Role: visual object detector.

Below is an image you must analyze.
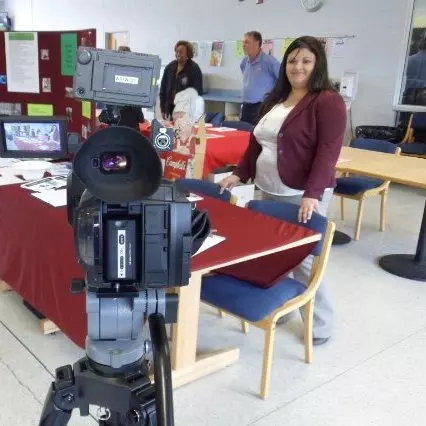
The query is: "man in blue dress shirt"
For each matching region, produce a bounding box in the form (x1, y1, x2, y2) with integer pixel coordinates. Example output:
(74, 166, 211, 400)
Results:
(240, 31, 281, 125)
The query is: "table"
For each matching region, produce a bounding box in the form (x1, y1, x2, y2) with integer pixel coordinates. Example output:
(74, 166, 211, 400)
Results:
(336, 146, 426, 281)
(0, 185, 319, 387)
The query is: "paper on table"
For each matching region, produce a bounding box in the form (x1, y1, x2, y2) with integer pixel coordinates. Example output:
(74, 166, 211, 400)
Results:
(186, 193, 204, 202)
(0, 175, 23, 186)
(193, 234, 226, 256)
(206, 134, 225, 139)
(31, 189, 67, 207)
(211, 127, 238, 132)
(0, 158, 20, 168)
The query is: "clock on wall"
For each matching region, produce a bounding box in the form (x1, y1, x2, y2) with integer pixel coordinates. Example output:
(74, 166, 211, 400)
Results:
(300, 0, 324, 12)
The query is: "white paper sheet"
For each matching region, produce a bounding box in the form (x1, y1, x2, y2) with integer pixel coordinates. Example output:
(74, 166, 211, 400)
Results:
(186, 193, 204, 202)
(0, 175, 23, 186)
(206, 134, 225, 139)
(21, 176, 67, 192)
(210, 127, 238, 132)
(5, 32, 40, 93)
(337, 158, 351, 164)
(193, 234, 226, 256)
(0, 158, 20, 168)
(31, 189, 67, 207)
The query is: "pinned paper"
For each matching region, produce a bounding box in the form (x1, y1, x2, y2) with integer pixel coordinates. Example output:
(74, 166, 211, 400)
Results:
(262, 40, 273, 55)
(82, 101, 91, 119)
(330, 38, 347, 58)
(27, 103, 53, 116)
(61, 33, 77, 76)
(236, 40, 245, 58)
(281, 38, 295, 56)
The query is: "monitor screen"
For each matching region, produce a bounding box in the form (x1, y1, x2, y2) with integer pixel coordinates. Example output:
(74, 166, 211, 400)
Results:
(0, 116, 68, 159)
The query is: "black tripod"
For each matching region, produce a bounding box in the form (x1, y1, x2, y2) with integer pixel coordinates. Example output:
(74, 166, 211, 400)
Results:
(38, 289, 176, 426)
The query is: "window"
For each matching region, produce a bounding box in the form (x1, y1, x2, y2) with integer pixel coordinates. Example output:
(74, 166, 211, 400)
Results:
(396, 0, 426, 109)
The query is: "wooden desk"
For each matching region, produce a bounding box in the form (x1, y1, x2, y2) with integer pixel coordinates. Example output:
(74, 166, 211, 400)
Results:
(337, 147, 426, 281)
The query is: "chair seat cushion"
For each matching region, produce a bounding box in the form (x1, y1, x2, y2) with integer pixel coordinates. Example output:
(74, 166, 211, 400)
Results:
(335, 176, 384, 196)
(400, 142, 426, 155)
(201, 274, 306, 322)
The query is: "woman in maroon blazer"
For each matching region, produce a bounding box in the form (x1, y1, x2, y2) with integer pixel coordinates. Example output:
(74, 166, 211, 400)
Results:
(220, 36, 347, 345)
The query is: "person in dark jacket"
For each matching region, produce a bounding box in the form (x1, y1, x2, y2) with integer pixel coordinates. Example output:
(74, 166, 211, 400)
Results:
(160, 40, 203, 119)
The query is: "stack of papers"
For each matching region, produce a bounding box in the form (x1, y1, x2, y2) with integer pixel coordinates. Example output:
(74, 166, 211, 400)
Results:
(194, 234, 226, 256)
(31, 189, 67, 207)
(0, 158, 20, 168)
(50, 162, 72, 176)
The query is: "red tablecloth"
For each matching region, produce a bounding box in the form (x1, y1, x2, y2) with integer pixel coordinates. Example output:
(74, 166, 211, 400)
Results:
(139, 123, 249, 178)
(0, 186, 316, 348)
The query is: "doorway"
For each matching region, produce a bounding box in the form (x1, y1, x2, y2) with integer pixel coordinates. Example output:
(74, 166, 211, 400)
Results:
(105, 31, 130, 50)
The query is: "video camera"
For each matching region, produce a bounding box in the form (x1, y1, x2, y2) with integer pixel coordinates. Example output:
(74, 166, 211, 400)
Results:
(39, 47, 211, 426)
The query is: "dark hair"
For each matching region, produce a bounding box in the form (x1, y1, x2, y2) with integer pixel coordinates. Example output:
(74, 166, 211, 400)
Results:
(117, 45, 131, 52)
(258, 36, 333, 120)
(244, 31, 262, 46)
(175, 40, 194, 59)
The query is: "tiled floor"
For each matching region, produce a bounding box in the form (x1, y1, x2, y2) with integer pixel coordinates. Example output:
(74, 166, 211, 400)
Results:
(1, 184, 426, 425)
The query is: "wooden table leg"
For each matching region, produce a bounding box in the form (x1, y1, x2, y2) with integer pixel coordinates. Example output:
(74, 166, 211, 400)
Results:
(170, 271, 239, 387)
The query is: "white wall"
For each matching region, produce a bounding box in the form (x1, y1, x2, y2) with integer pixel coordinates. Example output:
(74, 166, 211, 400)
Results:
(6, 0, 413, 126)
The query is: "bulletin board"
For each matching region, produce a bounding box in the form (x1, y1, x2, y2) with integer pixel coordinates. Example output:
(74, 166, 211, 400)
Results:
(0, 29, 97, 139)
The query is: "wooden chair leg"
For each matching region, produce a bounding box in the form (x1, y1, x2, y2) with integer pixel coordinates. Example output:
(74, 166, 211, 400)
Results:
(304, 298, 315, 364)
(354, 197, 365, 241)
(260, 324, 276, 400)
(218, 309, 226, 318)
(241, 320, 249, 334)
(340, 197, 345, 221)
(380, 190, 387, 232)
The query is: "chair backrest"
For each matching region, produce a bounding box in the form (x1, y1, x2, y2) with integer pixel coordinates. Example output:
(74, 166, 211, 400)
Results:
(247, 200, 327, 256)
(221, 120, 253, 132)
(350, 138, 400, 154)
(175, 178, 232, 202)
(205, 112, 225, 127)
(411, 112, 426, 131)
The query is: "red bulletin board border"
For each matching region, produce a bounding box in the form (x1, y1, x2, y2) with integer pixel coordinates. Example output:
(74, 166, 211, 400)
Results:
(0, 29, 97, 138)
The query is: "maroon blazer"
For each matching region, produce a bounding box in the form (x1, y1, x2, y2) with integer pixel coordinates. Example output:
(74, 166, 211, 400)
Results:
(234, 90, 347, 200)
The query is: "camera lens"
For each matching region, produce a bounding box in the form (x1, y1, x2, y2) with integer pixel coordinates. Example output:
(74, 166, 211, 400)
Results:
(101, 153, 128, 172)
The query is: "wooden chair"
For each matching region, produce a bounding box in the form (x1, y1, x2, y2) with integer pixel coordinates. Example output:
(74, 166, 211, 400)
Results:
(334, 139, 401, 241)
(398, 113, 426, 158)
(201, 200, 335, 399)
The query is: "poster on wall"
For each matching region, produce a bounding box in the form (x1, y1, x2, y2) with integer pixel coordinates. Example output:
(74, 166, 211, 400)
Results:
(210, 41, 224, 67)
(281, 38, 295, 56)
(262, 39, 273, 55)
(5, 32, 40, 93)
(235, 40, 245, 58)
(61, 33, 78, 76)
(192, 42, 199, 58)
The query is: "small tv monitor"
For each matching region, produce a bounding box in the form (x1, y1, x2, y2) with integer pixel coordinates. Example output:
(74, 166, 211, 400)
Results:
(0, 116, 68, 159)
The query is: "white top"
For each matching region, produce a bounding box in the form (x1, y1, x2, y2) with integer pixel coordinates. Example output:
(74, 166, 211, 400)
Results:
(254, 104, 304, 196)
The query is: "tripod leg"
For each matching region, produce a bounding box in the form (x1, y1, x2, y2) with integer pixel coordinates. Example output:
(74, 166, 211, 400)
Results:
(38, 382, 72, 426)
(38, 365, 76, 426)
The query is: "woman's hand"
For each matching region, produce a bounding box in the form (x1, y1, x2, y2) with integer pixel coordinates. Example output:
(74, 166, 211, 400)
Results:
(299, 197, 320, 223)
(218, 174, 241, 194)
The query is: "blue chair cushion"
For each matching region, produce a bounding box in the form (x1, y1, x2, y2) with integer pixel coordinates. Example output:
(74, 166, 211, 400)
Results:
(400, 142, 426, 155)
(201, 274, 306, 322)
(335, 176, 384, 196)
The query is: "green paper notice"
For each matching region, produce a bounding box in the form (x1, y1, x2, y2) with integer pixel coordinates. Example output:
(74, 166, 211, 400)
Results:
(236, 41, 245, 58)
(82, 101, 91, 119)
(27, 104, 53, 116)
(61, 33, 77, 76)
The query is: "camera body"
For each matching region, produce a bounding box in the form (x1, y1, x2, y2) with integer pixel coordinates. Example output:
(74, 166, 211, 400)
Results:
(75, 182, 193, 293)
